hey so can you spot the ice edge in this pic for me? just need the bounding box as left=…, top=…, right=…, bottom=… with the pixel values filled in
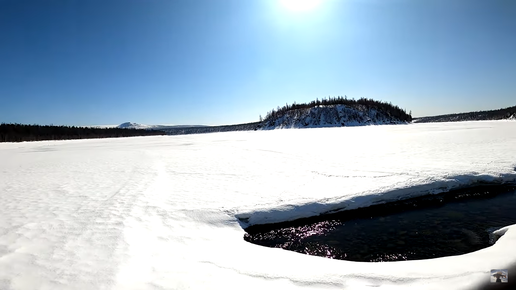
left=235, top=173, right=516, bottom=228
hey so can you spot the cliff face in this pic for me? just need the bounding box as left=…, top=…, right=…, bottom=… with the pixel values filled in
left=260, top=104, right=409, bottom=129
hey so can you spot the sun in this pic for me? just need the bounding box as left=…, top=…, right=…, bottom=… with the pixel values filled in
left=279, top=0, right=323, bottom=12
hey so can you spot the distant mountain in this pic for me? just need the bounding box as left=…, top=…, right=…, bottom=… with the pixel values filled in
left=118, top=122, right=150, bottom=129
left=260, top=97, right=412, bottom=129
left=413, top=105, right=516, bottom=123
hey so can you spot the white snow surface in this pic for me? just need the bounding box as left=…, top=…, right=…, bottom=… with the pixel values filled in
left=1, top=120, right=516, bottom=290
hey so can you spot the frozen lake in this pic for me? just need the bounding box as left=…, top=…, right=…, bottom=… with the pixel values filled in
left=1, top=120, right=516, bottom=289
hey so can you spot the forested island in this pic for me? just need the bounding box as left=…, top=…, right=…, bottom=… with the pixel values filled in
left=160, top=96, right=412, bottom=134
left=259, top=96, right=412, bottom=129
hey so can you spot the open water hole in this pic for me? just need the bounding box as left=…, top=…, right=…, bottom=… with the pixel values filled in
left=244, top=186, right=516, bottom=262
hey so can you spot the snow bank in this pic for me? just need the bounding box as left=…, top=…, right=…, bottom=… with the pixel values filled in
left=1, top=121, right=516, bottom=290
left=236, top=173, right=516, bottom=227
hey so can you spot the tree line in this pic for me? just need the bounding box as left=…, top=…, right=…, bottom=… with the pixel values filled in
left=262, top=96, right=412, bottom=123
left=0, top=123, right=166, bottom=143
left=414, top=105, right=516, bottom=123
left=164, top=122, right=261, bottom=135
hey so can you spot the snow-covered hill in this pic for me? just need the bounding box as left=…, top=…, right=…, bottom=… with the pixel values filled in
left=117, top=122, right=150, bottom=129
left=261, top=104, right=409, bottom=129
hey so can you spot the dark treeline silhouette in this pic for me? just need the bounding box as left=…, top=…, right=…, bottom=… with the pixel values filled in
left=164, top=122, right=261, bottom=135
left=0, top=123, right=166, bottom=143
left=413, top=105, right=516, bottom=123
left=262, top=96, right=412, bottom=123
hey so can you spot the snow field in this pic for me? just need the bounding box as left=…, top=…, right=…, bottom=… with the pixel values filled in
left=1, top=120, right=516, bottom=289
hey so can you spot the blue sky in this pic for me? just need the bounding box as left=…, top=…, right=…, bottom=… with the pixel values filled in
left=1, top=0, right=515, bottom=126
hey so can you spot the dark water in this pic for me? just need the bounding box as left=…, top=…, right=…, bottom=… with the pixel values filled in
left=244, top=186, right=516, bottom=262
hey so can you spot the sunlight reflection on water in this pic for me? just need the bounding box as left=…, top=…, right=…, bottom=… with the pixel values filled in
left=245, top=188, right=516, bottom=262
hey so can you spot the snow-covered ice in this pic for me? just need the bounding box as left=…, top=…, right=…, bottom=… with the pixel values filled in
left=1, top=120, right=516, bottom=290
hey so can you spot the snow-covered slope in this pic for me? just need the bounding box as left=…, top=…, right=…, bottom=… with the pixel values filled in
left=261, top=104, right=408, bottom=129
left=1, top=121, right=516, bottom=290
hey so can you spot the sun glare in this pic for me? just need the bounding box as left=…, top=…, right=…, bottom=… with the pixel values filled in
left=279, top=0, right=323, bottom=12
